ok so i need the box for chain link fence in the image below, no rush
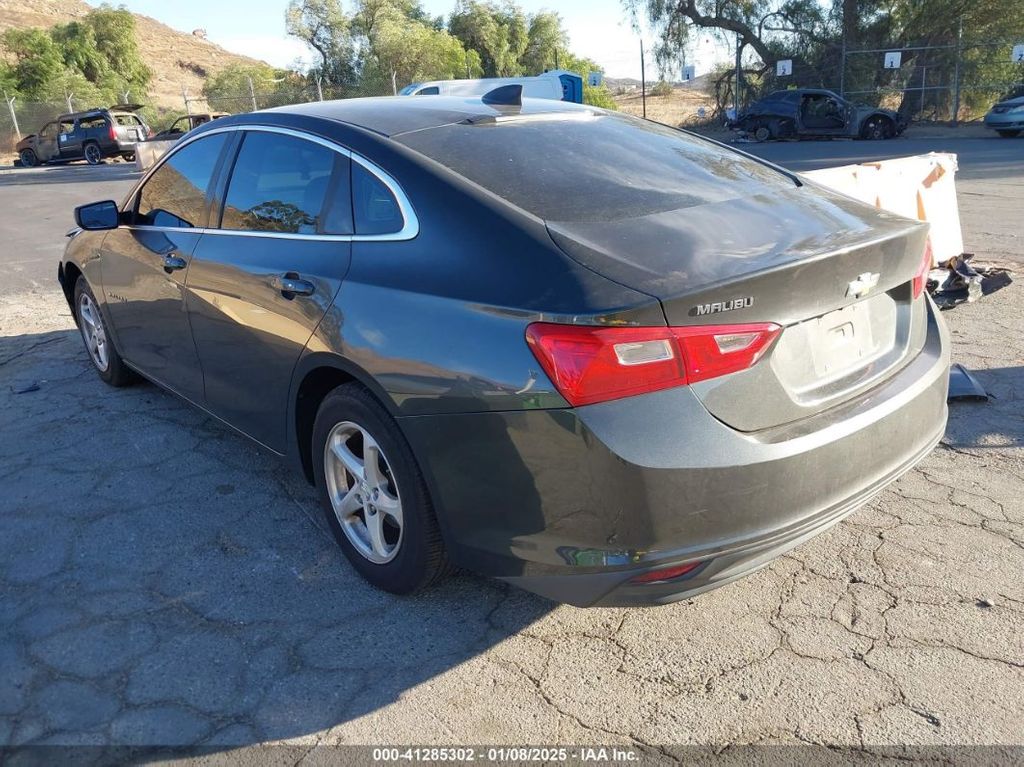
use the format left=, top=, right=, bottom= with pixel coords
left=753, top=36, right=1024, bottom=123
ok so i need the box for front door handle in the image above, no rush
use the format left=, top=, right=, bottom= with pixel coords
left=162, top=254, right=188, bottom=273
left=271, top=273, right=316, bottom=298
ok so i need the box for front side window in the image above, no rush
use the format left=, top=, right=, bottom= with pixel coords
left=136, top=133, right=228, bottom=228
left=39, top=122, right=55, bottom=137
left=221, top=131, right=338, bottom=234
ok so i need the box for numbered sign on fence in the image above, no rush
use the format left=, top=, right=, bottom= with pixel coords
left=1013, top=44, right=1024, bottom=63
left=587, top=71, right=603, bottom=87
left=884, top=51, right=902, bottom=69
left=776, top=59, right=793, bottom=76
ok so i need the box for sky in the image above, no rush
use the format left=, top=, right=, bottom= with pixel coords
left=83, top=0, right=731, bottom=81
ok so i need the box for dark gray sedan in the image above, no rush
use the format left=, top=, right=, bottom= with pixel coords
left=59, top=93, right=949, bottom=606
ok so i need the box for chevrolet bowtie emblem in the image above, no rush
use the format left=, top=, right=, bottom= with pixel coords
left=847, top=272, right=880, bottom=299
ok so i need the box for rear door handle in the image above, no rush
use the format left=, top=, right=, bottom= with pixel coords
left=162, top=253, right=188, bottom=273
left=271, top=273, right=316, bottom=298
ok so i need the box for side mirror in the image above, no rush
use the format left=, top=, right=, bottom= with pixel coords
left=75, top=200, right=119, bottom=231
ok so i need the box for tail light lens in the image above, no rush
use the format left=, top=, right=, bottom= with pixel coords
left=912, top=237, right=934, bottom=299
left=108, top=123, right=117, bottom=141
left=525, top=321, right=782, bottom=407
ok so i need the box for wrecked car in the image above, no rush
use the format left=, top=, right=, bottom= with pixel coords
left=151, top=112, right=230, bottom=141
left=16, top=105, right=150, bottom=166
left=730, top=89, right=907, bottom=141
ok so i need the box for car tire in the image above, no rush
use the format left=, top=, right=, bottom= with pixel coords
left=73, top=277, right=135, bottom=387
left=83, top=142, right=103, bottom=165
left=860, top=116, right=894, bottom=140
left=312, top=383, right=451, bottom=594
left=753, top=124, right=772, bottom=142
left=122, top=152, right=136, bottom=162
left=996, top=129, right=1021, bottom=138
left=19, top=149, right=38, bottom=167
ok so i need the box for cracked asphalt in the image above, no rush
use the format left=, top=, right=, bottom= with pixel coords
left=1, top=141, right=1022, bottom=756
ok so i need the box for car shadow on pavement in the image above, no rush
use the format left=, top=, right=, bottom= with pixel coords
left=943, top=364, right=1024, bottom=450
left=1, top=329, right=555, bottom=748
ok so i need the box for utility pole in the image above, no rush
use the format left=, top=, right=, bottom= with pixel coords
left=640, top=38, right=647, bottom=119
left=247, top=76, right=258, bottom=112
left=66, top=92, right=74, bottom=113
left=735, top=33, right=742, bottom=118
left=839, top=32, right=847, bottom=97
left=4, top=91, right=20, bottom=140
left=952, top=16, right=963, bottom=126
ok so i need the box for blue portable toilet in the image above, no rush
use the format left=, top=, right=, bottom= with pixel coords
left=544, top=70, right=584, bottom=103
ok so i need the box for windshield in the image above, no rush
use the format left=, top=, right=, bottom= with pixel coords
left=395, top=111, right=793, bottom=222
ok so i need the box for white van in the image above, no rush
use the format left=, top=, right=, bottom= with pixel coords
left=400, top=71, right=583, bottom=103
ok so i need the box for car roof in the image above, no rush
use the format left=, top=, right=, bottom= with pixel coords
left=258, top=95, right=589, bottom=137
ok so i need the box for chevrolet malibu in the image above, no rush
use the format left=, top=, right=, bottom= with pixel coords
left=59, top=92, right=949, bottom=606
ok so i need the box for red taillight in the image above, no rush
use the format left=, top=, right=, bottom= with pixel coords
left=912, top=237, right=934, bottom=299
left=630, top=561, right=702, bottom=584
left=525, top=321, right=781, bottom=407
left=109, top=123, right=117, bottom=141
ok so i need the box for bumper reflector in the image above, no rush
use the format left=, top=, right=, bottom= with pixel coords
left=629, top=561, right=702, bottom=584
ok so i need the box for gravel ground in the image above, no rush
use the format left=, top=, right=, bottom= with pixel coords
left=1, top=148, right=1022, bottom=758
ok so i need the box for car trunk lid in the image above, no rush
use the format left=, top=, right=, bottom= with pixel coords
left=547, top=184, right=931, bottom=431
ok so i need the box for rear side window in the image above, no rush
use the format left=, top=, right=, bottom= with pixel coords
left=396, top=111, right=792, bottom=222
left=136, top=133, right=228, bottom=228
left=220, top=132, right=340, bottom=234
left=79, top=116, right=107, bottom=130
left=353, top=163, right=403, bottom=235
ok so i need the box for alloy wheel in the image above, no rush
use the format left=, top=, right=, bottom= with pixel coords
left=78, top=293, right=109, bottom=372
left=84, top=144, right=102, bottom=165
left=323, top=420, right=404, bottom=564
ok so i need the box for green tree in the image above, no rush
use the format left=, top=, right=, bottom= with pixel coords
left=0, top=29, right=65, bottom=99
left=519, top=11, right=568, bottom=74
left=360, top=4, right=482, bottom=93
left=285, top=0, right=358, bottom=89
left=449, top=0, right=529, bottom=76
left=84, top=5, right=151, bottom=93
left=203, top=64, right=299, bottom=111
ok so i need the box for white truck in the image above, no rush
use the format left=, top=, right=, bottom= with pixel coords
left=399, top=70, right=584, bottom=103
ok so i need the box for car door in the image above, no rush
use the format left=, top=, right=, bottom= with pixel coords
left=35, top=122, right=59, bottom=161
left=184, top=127, right=353, bottom=451
left=56, top=118, right=78, bottom=158
left=99, top=131, right=230, bottom=401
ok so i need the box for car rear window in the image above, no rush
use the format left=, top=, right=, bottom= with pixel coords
left=394, top=112, right=792, bottom=222
left=114, top=113, right=142, bottom=127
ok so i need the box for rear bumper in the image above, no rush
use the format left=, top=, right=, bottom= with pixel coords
left=400, top=299, right=950, bottom=606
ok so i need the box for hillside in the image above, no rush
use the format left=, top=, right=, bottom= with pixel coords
left=0, top=0, right=267, bottom=110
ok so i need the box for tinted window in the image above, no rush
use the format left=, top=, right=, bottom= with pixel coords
left=136, top=133, right=227, bottom=228
left=396, top=112, right=791, bottom=222
left=353, top=163, right=403, bottom=235
left=416, top=86, right=440, bottom=95
left=221, top=132, right=336, bottom=234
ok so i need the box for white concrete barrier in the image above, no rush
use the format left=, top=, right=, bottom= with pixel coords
left=134, top=139, right=178, bottom=172
left=802, top=153, right=964, bottom=266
